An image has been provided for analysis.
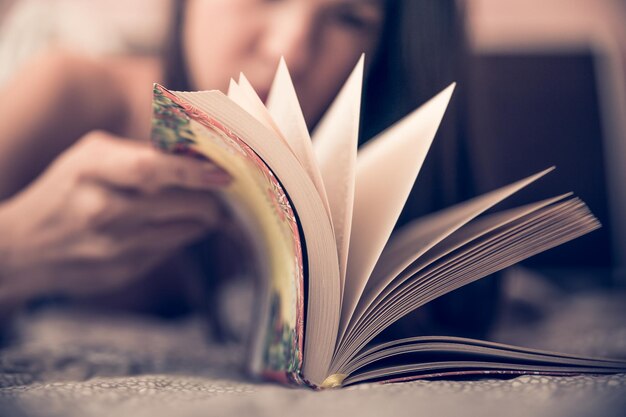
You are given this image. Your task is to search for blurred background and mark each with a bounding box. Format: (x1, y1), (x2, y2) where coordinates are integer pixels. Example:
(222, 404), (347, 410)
(0, 0), (624, 287)
(465, 0), (626, 288)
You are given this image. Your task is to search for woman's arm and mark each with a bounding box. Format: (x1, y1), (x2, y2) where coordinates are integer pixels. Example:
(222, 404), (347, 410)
(0, 49), (127, 200)
(0, 50), (230, 319)
(0, 131), (230, 313)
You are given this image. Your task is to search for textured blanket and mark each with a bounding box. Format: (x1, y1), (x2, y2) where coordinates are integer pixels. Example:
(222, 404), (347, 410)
(1, 269), (625, 417)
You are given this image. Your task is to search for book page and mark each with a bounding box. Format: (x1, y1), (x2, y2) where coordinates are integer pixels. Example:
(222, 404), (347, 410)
(341, 336), (626, 386)
(329, 199), (600, 373)
(354, 201), (598, 357)
(312, 55), (365, 299)
(159, 86), (341, 386)
(154, 86), (306, 381)
(350, 168), (556, 323)
(338, 84), (456, 339)
(266, 58), (331, 219)
(332, 192), (570, 362)
(227, 76), (286, 145)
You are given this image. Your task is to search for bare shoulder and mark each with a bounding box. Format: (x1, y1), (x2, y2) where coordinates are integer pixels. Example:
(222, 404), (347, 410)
(0, 49), (165, 197)
(23, 49), (126, 104)
(6, 49), (162, 138)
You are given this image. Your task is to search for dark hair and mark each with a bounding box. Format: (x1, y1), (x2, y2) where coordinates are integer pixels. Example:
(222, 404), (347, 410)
(163, 0), (190, 92)
(364, 0), (474, 224)
(163, 0), (498, 338)
(360, 1), (497, 339)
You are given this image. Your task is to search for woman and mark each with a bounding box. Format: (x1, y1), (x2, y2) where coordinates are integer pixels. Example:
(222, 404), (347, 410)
(0, 0), (497, 338)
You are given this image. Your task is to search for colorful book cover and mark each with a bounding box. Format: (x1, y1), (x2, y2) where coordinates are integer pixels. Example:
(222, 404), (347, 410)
(151, 85), (307, 386)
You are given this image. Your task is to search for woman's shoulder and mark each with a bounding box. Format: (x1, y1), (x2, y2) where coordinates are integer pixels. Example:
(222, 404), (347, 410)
(15, 49), (162, 139)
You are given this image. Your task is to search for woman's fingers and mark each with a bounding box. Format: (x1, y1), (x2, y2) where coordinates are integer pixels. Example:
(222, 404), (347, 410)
(74, 131), (231, 193)
(96, 187), (225, 241)
(0, 129), (235, 302)
(128, 188), (224, 226)
(117, 189), (228, 257)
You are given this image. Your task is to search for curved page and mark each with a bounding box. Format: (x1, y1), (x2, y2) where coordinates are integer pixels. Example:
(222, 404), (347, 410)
(152, 85), (340, 387)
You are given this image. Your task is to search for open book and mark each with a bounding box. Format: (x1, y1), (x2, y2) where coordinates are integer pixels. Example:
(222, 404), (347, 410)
(151, 57), (626, 389)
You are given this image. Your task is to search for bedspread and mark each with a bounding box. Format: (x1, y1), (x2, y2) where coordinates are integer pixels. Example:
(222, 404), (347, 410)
(1, 270), (625, 417)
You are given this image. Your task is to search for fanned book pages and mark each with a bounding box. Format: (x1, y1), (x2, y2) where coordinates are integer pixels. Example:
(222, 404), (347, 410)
(151, 56), (626, 389)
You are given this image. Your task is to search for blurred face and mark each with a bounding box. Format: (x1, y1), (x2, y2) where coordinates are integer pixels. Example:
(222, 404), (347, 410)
(182, 0), (385, 126)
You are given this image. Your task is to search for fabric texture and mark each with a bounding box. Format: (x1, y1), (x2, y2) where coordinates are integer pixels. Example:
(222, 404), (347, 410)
(1, 268), (625, 417)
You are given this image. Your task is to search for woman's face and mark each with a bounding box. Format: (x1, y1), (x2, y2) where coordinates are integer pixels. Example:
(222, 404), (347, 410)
(182, 0), (385, 126)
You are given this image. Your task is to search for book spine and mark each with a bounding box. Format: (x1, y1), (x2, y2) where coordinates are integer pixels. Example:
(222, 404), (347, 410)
(151, 84), (306, 386)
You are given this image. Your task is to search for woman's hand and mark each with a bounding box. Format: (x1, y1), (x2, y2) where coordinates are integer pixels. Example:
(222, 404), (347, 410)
(0, 130), (230, 307)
